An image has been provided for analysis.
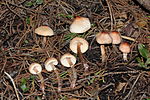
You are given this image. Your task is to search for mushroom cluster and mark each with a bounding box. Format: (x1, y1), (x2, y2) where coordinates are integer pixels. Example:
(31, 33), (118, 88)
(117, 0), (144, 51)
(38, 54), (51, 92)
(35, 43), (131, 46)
(30, 16), (134, 96)
(96, 31), (131, 61)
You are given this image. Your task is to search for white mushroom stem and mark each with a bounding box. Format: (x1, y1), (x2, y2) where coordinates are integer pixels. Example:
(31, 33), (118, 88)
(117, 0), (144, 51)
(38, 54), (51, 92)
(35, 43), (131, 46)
(66, 58), (77, 88)
(121, 35), (135, 41)
(42, 37), (47, 47)
(33, 67), (45, 95)
(100, 45), (106, 62)
(77, 43), (89, 71)
(123, 53), (128, 61)
(49, 63), (61, 92)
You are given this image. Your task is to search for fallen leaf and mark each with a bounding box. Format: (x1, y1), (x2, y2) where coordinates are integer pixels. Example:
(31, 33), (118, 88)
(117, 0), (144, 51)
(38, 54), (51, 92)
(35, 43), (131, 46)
(115, 82), (126, 92)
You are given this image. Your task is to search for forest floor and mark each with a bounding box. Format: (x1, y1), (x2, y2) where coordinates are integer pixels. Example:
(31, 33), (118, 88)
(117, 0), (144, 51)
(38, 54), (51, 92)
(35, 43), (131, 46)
(0, 0), (150, 100)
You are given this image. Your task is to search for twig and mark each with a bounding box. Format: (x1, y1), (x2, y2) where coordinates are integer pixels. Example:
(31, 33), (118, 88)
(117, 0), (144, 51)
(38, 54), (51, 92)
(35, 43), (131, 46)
(121, 35), (136, 41)
(4, 72), (20, 100)
(123, 72), (142, 100)
(106, 0), (114, 30)
(77, 70), (139, 83)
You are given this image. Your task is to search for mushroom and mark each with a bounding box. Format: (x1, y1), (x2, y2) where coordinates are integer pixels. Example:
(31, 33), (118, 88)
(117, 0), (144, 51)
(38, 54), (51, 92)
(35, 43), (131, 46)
(45, 57), (61, 92)
(96, 32), (112, 62)
(119, 42), (131, 61)
(60, 53), (77, 88)
(70, 16), (91, 33)
(35, 26), (54, 46)
(29, 63), (45, 96)
(110, 31), (122, 44)
(70, 37), (89, 71)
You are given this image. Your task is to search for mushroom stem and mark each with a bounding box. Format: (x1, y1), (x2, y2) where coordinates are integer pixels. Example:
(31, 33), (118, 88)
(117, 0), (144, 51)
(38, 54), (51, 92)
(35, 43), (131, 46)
(37, 73), (45, 97)
(50, 64), (61, 92)
(42, 37), (47, 47)
(123, 53), (128, 61)
(66, 58), (77, 88)
(100, 45), (106, 62)
(54, 69), (61, 92)
(77, 43), (89, 71)
(33, 67), (45, 95)
(71, 66), (77, 88)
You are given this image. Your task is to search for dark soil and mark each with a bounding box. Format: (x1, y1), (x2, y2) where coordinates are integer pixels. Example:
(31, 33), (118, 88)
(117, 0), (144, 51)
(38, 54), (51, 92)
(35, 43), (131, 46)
(0, 0), (150, 100)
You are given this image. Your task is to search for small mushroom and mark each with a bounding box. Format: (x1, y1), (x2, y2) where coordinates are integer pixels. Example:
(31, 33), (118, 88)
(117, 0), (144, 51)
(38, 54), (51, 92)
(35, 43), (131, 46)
(45, 57), (61, 92)
(70, 37), (89, 71)
(70, 16), (91, 33)
(119, 42), (131, 61)
(96, 32), (112, 62)
(60, 53), (77, 88)
(35, 26), (54, 46)
(29, 63), (45, 96)
(110, 31), (122, 44)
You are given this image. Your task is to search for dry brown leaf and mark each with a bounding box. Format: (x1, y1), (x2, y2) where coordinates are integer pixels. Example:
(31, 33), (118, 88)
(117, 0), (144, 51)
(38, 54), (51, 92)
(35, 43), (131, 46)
(136, 19), (148, 28)
(115, 82), (126, 92)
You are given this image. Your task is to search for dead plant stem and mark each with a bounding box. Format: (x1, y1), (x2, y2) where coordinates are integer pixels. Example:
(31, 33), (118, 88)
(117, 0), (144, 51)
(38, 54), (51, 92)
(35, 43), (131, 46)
(4, 72), (20, 100)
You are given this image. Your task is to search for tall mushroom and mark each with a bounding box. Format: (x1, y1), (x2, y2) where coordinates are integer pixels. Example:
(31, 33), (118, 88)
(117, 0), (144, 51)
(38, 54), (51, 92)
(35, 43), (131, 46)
(29, 63), (45, 96)
(45, 57), (61, 92)
(60, 53), (77, 88)
(96, 32), (112, 62)
(119, 42), (131, 61)
(70, 37), (89, 71)
(70, 16), (91, 33)
(35, 26), (54, 46)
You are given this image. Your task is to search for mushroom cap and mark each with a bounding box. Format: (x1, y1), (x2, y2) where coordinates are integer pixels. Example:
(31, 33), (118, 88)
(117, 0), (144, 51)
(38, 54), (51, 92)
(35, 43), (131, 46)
(110, 31), (122, 44)
(70, 37), (89, 54)
(70, 16), (91, 33)
(29, 63), (42, 74)
(45, 57), (58, 71)
(35, 26), (54, 36)
(60, 53), (76, 67)
(119, 42), (130, 53)
(96, 32), (112, 44)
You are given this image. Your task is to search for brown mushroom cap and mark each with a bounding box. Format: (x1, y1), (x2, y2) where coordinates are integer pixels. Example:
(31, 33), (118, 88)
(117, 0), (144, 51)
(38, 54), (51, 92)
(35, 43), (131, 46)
(96, 32), (112, 44)
(110, 31), (122, 44)
(70, 37), (89, 54)
(70, 16), (91, 33)
(29, 63), (42, 74)
(60, 53), (76, 67)
(119, 42), (130, 53)
(35, 26), (54, 36)
(45, 57), (58, 71)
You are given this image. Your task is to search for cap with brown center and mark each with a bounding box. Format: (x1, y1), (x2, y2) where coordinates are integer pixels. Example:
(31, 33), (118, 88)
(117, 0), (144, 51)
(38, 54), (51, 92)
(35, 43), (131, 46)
(119, 42), (130, 61)
(70, 16), (91, 33)
(96, 32), (112, 44)
(29, 63), (42, 74)
(69, 37), (89, 54)
(110, 31), (122, 44)
(60, 53), (76, 67)
(35, 26), (54, 36)
(119, 42), (130, 53)
(45, 57), (58, 71)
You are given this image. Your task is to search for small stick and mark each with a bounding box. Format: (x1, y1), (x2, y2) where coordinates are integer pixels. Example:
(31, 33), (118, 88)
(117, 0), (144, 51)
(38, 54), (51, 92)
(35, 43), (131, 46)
(121, 35), (135, 41)
(4, 72), (20, 100)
